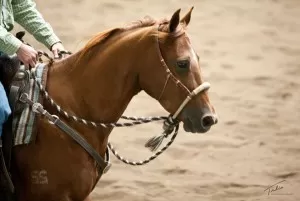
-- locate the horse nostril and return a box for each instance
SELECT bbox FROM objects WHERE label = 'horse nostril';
[201,115,216,128]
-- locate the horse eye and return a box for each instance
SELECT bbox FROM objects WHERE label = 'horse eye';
[176,60,190,69]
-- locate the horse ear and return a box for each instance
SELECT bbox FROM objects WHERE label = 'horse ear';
[180,6,194,27]
[169,9,181,33]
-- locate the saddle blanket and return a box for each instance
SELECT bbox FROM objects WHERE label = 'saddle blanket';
[13,63,47,146]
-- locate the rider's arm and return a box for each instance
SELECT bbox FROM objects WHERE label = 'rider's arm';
[11,0,61,49]
[0,25,22,55]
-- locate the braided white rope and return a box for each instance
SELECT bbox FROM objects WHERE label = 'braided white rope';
[32,51,179,166]
[31,70,168,128]
[108,124,179,165]
[30,70,179,165]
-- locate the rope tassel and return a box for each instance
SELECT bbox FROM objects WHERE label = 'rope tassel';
[145,116,178,151]
[145,133,167,152]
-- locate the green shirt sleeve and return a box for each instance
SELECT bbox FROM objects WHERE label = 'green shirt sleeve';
[0,25,22,55]
[11,0,61,49]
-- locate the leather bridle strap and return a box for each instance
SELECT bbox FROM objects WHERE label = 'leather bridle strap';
[158,73,170,101]
[155,25,211,119]
[19,93,111,175]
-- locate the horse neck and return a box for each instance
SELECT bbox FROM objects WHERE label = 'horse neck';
[46,27,155,124]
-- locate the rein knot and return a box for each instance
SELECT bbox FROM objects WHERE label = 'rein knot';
[145,116,179,152]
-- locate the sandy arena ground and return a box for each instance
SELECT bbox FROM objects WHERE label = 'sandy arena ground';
[13,0,300,200]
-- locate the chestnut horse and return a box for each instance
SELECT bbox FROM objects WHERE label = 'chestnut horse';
[5,7,217,201]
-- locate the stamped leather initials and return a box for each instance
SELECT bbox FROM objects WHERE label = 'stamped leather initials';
[31,170,48,184]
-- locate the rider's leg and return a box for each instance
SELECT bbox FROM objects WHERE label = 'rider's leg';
[0,82,14,200]
[0,82,11,137]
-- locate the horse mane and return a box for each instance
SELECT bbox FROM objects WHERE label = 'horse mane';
[123,16,168,30]
[78,28,121,62]
[78,16,169,61]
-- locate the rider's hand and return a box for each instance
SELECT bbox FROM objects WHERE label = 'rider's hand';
[51,42,65,59]
[16,43,38,69]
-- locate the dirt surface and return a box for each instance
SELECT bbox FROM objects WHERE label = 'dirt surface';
[14,0,300,200]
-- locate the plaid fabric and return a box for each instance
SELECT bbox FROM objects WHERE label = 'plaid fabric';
[0,0,60,55]
[13,63,46,146]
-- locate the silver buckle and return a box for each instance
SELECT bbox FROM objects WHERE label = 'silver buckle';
[48,115,59,125]
[19,93,29,103]
[32,103,43,113]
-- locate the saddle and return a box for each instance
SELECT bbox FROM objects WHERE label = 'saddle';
[0,31,37,198]
[0,55,29,195]
[0,55,49,201]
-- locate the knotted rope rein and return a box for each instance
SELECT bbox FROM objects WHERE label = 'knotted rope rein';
[37,50,168,127]
[32,50,180,166]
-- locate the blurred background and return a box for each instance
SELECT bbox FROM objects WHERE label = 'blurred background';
[14,0,300,200]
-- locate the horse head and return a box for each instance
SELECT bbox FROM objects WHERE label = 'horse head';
[138,7,218,133]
